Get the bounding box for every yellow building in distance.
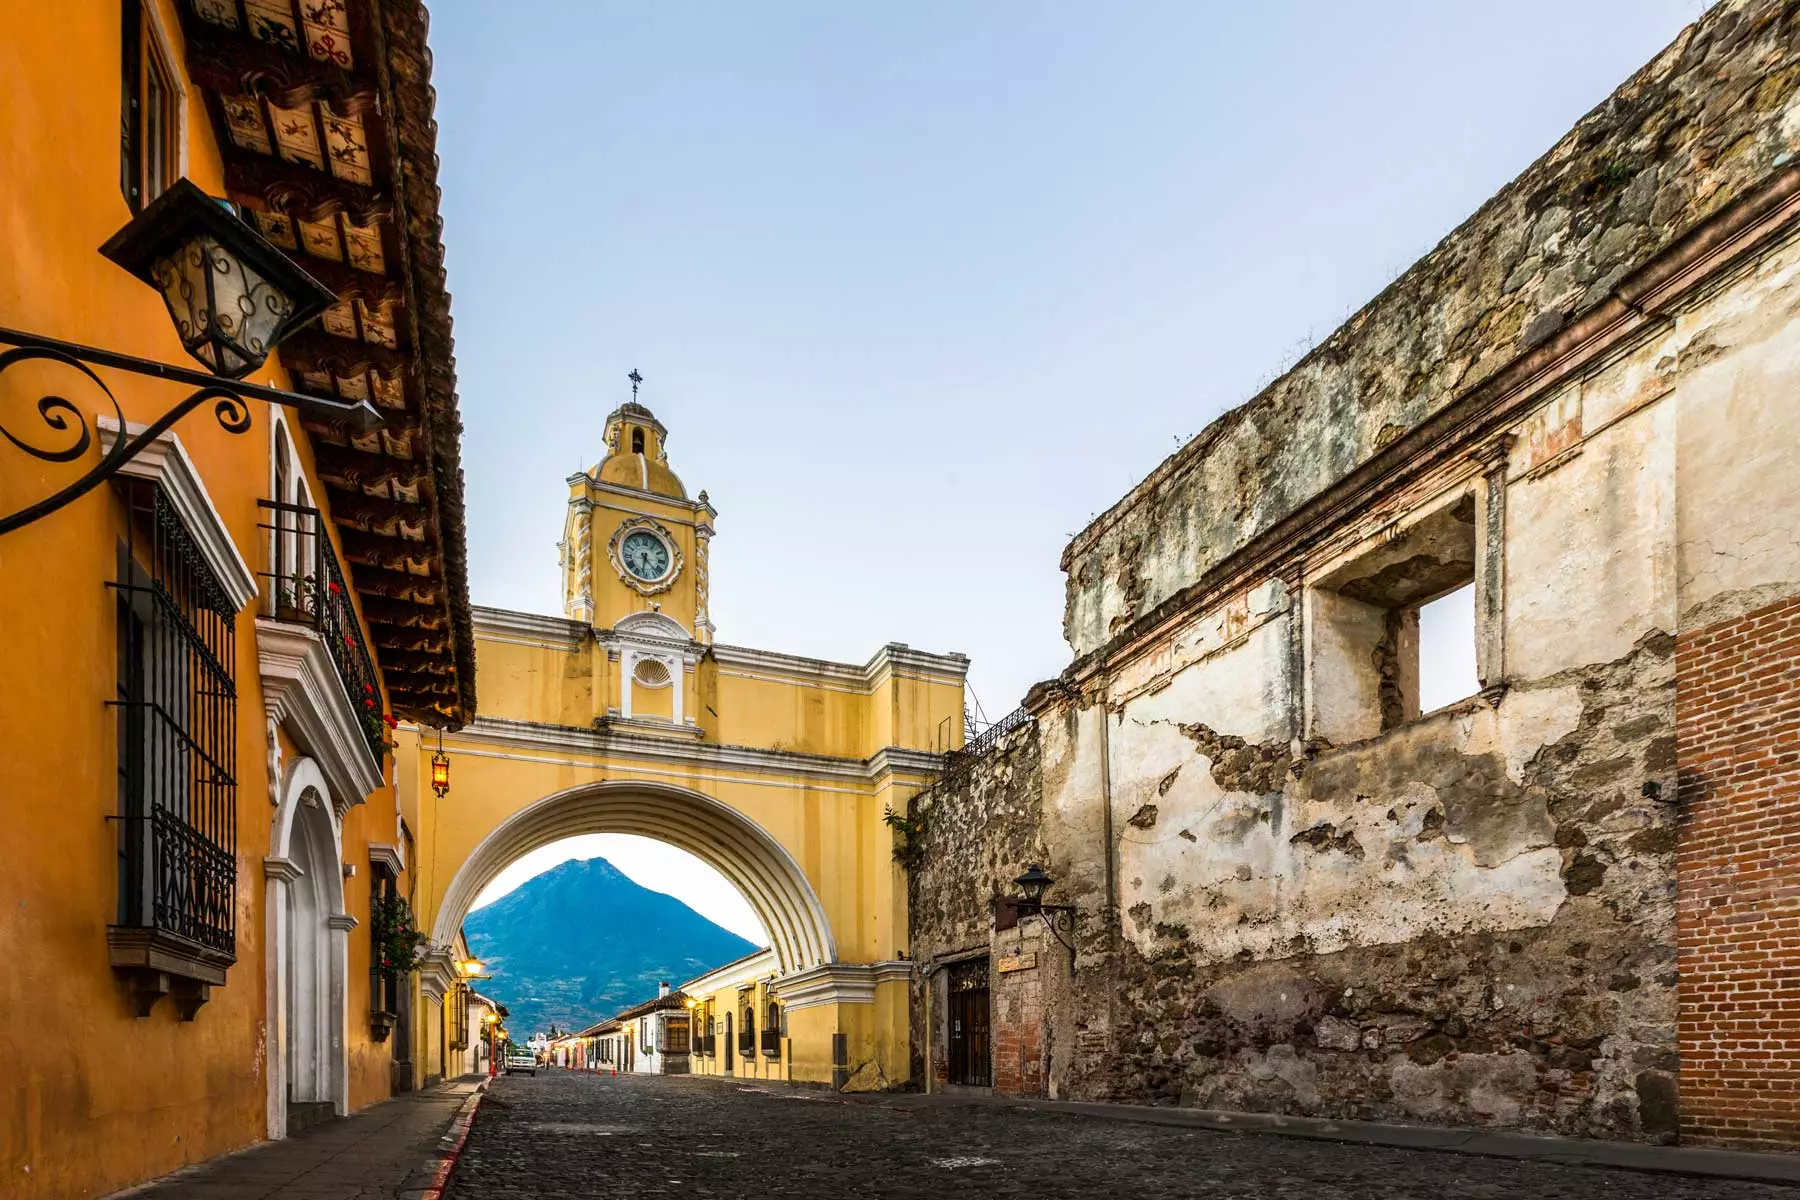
[402,399,966,1090]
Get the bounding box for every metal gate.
[946,957,991,1087]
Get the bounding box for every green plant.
[371,893,429,975]
[884,804,929,868]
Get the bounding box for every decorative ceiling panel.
[191,0,240,30]
[301,0,355,68]
[220,94,271,154]
[297,216,342,260]
[244,0,303,56]
[322,112,372,184]
[319,299,358,339]
[269,100,324,169]
[341,217,384,272]
[253,209,298,249]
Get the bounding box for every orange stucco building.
[0,3,474,1196]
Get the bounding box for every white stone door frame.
[264,756,353,1139]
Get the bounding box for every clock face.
[620,530,672,582]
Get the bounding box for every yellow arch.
[429,779,837,974]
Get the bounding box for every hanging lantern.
[431,748,451,799]
[99,179,334,378]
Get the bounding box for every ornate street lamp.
[1014,864,1054,908]
[0,176,379,536]
[100,179,335,379]
[1010,863,1078,957]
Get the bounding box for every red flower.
[383,713,398,729]
[344,635,356,648]
[363,683,375,695]
[328,581,342,595]
[364,698,375,709]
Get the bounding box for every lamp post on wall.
[1010,864,1079,959]
[0,178,378,536]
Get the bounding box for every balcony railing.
[760,1029,781,1056]
[739,1031,756,1057]
[257,499,385,765]
[695,1034,715,1055]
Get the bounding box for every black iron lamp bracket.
[0,326,380,536]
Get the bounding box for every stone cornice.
[773,961,913,1010]
[256,619,385,808]
[712,642,969,691]
[99,419,258,610]
[1069,164,1800,686]
[448,715,945,784]
[263,856,304,883]
[472,606,587,649]
[368,842,405,875]
[679,948,777,996]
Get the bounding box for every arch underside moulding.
[431,781,837,974]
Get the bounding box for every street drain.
[524,1122,638,1136]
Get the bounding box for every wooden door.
[947,957,991,1087]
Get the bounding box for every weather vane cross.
[628,368,643,402]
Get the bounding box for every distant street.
[446,1072,1795,1199]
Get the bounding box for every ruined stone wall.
[909,1,1800,1145]
[906,722,1047,1090]
[1063,0,1800,655]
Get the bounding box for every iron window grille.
[109,479,238,963]
[257,498,386,764]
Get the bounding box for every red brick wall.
[1676,592,1800,1148]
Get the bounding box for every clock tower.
[559,399,716,728]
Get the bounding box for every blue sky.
[435,0,1704,937]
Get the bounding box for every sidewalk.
[107,1076,486,1200]
[846,1090,1800,1186]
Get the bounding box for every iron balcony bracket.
[0,326,382,536]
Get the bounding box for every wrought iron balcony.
[257,499,386,764]
[695,1034,715,1055]
[739,1031,756,1057]
[760,1029,781,1056]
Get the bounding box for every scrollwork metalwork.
[0,325,383,537]
[0,345,253,535]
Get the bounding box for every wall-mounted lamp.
[431,727,451,800]
[1007,863,1078,958]
[1,178,376,536]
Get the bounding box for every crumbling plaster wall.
[912,226,1800,1134]
[1063,0,1800,655]
[908,0,1800,1141]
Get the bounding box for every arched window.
[767,999,781,1037]
[631,427,645,454]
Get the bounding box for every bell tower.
[558,382,716,729]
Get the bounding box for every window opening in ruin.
[1417,582,1478,714]
[1308,494,1477,743]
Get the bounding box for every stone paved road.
[447,1071,1797,1199]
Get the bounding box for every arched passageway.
[430,780,836,975]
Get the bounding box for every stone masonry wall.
[1096,632,1680,1136]
[907,0,1800,1148]
[1063,0,1800,656]
[906,723,1046,1091]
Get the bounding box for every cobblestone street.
[446,1072,1798,1199]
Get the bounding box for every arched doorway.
[265,758,350,1138]
[429,781,835,974]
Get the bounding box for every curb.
[852,1092,1800,1185]
[401,1078,489,1200]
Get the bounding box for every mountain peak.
[465,855,760,1037]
